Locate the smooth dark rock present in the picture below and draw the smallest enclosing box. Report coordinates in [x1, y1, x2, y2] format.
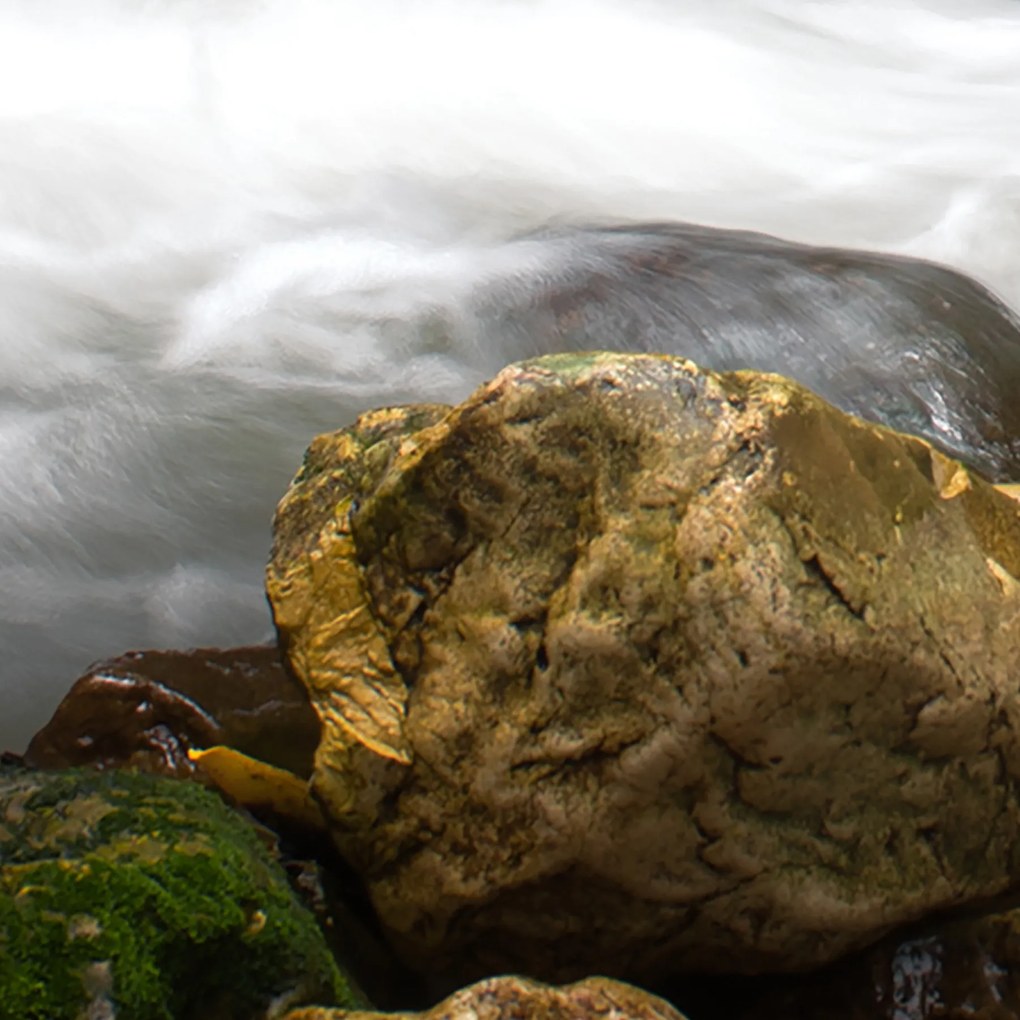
[475, 222, 1020, 480]
[24, 645, 320, 779]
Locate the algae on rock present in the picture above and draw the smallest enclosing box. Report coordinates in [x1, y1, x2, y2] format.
[0, 765, 364, 1020]
[267, 352, 1020, 988]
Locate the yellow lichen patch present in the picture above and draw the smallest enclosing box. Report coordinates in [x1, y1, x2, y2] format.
[931, 449, 973, 500]
[188, 746, 326, 832]
[42, 794, 120, 846]
[94, 834, 167, 866]
[172, 835, 215, 858]
[267, 497, 411, 767]
[63, 794, 118, 828]
[995, 483, 1020, 503]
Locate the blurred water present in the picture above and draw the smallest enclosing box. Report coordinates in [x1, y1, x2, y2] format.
[3, 0, 1020, 751]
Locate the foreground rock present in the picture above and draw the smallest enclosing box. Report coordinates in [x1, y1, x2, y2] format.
[25, 645, 320, 779]
[267, 352, 1020, 988]
[284, 976, 688, 1020]
[0, 764, 363, 1018]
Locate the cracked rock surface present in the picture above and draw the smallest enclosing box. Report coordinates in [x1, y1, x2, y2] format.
[267, 352, 1020, 988]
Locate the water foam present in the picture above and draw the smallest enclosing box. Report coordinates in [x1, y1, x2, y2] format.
[3, 0, 1020, 750]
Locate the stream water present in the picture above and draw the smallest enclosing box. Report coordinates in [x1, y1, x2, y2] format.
[3, 0, 1020, 751]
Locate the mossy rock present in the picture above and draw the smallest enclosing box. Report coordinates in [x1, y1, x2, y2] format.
[0, 765, 365, 1020]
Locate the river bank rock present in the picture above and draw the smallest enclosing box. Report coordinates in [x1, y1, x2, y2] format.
[24, 645, 320, 779]
[284, 976, 689, 1020]
[267, 352, 1020, 989]
[0, 764, 364, 1019]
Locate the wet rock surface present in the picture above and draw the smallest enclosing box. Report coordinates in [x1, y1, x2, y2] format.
[283, 975, 689, 1020]
[486, 222, 1020, 481]
[24, 644, 320, 779]
[267, 352, 1020, 989]
[0, 763, 362, 1019]
[733, 896, 1020, 1020]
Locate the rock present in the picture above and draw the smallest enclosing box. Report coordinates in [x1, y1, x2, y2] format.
[283, 975, 688, 1020]
[266, 352, 1020, 988]
[0, 763, 364, 1018]
[22, 648, 417, 1011]
[737, 899, 1020, 1019]
[474, 222, 1020, 480]
[24, 644, 320, 780]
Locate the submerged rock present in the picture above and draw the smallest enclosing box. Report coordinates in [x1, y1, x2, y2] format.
[0, 764, 363, 1019]
[477, 221, 1020, 480]
[24, 645, 320, 779]
[267, 352, 1020, 988]
[283, 975, 688, 1020]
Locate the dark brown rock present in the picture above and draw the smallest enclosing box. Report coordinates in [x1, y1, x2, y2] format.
[737, 897, 1020, 1020]
[25, 644, 320, 779]
[267, 353, 1020, 988]
[283, 975, 688, 1020]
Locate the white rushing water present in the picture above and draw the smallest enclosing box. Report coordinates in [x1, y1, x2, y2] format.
[3, 0, 1020, 752]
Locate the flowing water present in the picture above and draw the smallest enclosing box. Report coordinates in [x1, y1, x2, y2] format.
[3, 0, 1020, 752]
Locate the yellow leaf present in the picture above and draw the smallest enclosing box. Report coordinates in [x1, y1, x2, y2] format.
[187, 746, 326, 832]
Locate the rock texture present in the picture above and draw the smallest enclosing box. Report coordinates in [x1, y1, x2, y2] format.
[284, 976, 688, 1020]
[24, 644, 319, 779]
[267, 352, 1020, 988]
[738, 898, 1020, 1019]
[0, 763, 363, 1019]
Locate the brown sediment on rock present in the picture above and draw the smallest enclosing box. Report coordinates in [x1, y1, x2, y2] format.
[24, 644, 320, 779]
[283, 975, 689, 1020]
[267, 352, 1020, 988]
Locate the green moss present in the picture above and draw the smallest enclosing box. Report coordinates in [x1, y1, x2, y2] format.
[0, 767, 366, 1020]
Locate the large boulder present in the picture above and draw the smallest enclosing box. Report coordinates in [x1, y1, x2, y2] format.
[0, 764, 364, 1018]
[267, 352, 1020, 988]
